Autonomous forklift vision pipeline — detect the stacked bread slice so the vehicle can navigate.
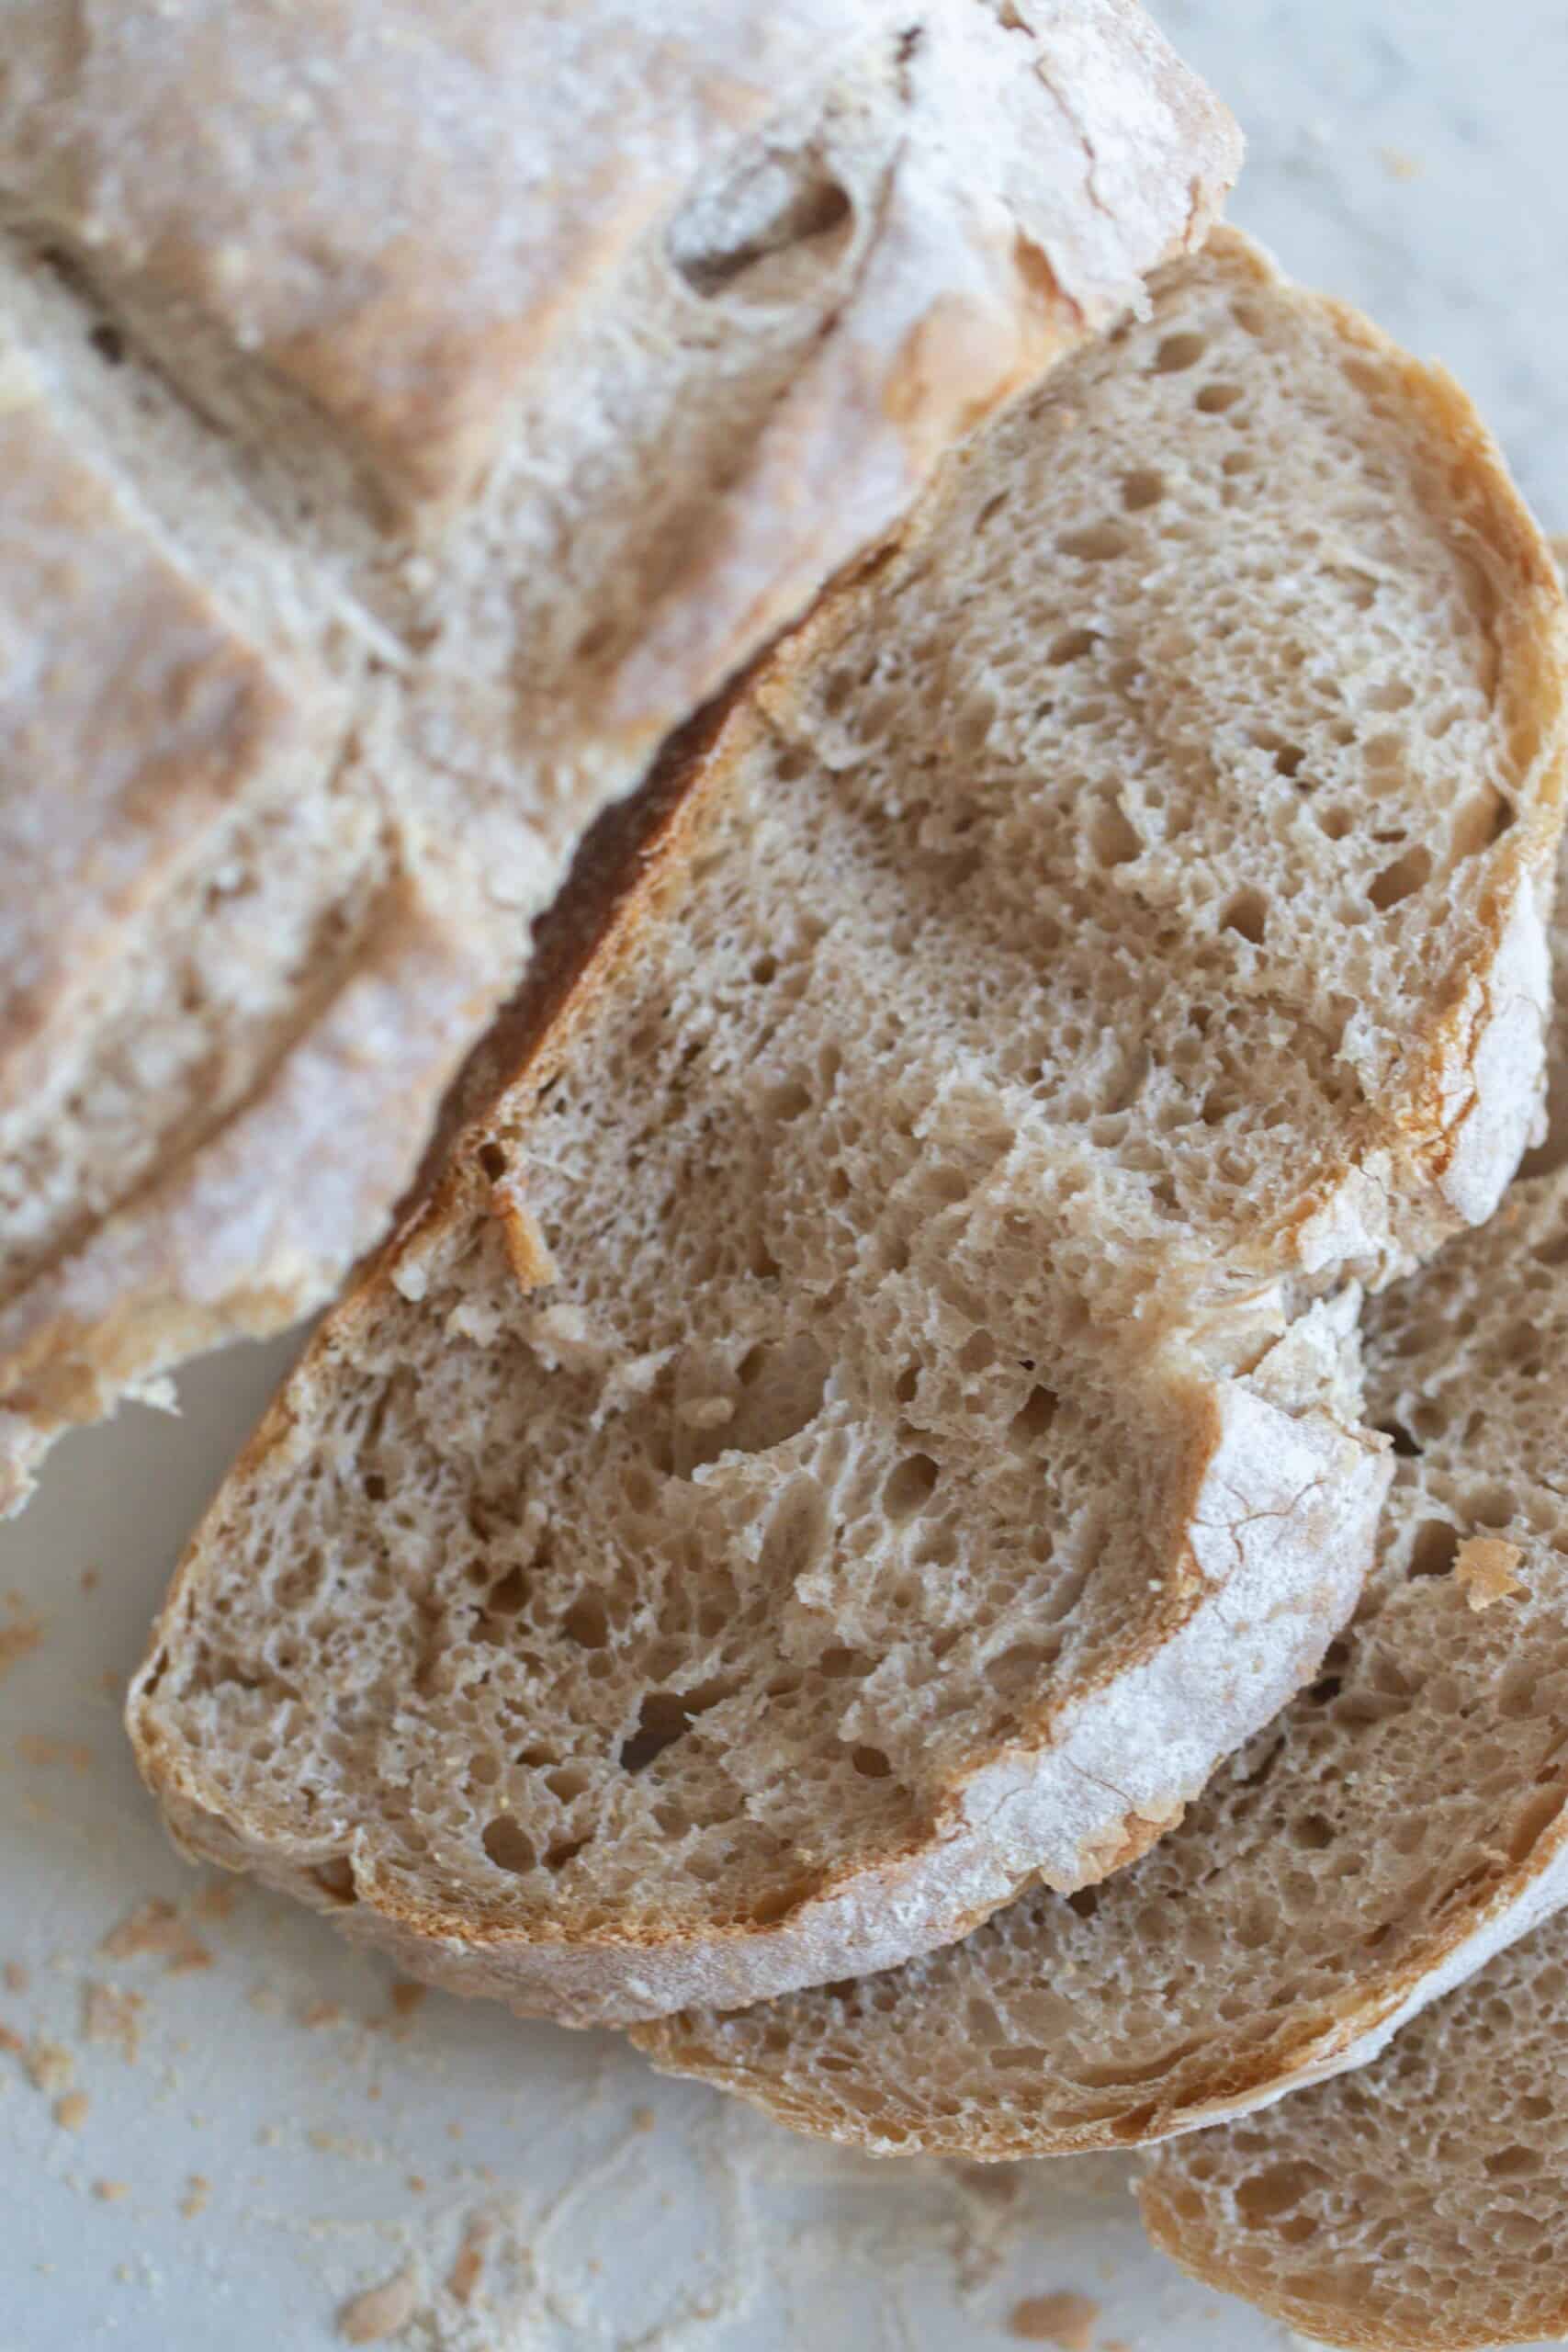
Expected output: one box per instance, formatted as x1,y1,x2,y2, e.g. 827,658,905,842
130,233,1567,2057
0,0,1241,1512
639,863,1568,2167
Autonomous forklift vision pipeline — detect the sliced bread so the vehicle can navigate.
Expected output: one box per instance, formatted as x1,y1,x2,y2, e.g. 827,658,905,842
637,912,1568,2153
0,0,1239,1510
1139,1908,1568,2350
129,232,1564,2027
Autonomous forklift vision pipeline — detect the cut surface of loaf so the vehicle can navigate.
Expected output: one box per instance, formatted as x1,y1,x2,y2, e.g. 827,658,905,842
130,232,1564,2028
0,0,1239,1510
1139,1917,1568,2349
637,970,1568,2154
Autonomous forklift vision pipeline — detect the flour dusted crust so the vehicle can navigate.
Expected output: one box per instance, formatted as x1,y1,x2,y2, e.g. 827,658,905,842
0,0,1240,1511
129,234,1563,2024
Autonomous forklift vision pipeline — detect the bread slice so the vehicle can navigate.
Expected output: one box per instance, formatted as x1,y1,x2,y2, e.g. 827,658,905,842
0,0,1239,1510
1139,1922,1568,2352
129,231,1563,2027
637,948,1568,2153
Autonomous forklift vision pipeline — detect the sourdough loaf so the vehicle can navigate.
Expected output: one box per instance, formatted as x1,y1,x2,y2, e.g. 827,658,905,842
0,0,1239,1510
129,232,1564,2026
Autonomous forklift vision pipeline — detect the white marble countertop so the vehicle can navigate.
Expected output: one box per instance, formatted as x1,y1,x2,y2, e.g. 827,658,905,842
4,9,1565,2349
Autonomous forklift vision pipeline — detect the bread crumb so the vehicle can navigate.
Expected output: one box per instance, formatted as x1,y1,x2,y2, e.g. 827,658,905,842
338,2264,422,2342
181,2175,212,2221
100,1897,213,1973
1454,1536,1525,1611
0,2020,24,2056
83,1983,146,2064
406,2175,427,2195
55,2090,90,2132
5,1961,29,1995
301,2001,342,2030
446,2213,494,2305
15,1733,93,1773
94,2178,130,2202
631,2105,657,2132
1008,2290,1100,2347
1378,144,1424,181
0,1601,43,1681
192,1882,241,1923
389,1979,427,2018
28,2039,74,2096
80,1568,100,1593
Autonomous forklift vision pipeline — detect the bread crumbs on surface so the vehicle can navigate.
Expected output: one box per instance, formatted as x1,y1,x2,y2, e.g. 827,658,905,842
301,2000,343,2030
100,1896,213,1973
0,1600,43,1681
389,1978,427,2018
446,2212,494,2305
0,2020,24,2056
82,1983,146,2064
406,2174,427,2195
80,1568,100,1593
1008,2289,1100,2347
1378,143,1425,180
55,2090,89,2132
1454,1535,1526,1611
28,2038,74,2095
181,2176,212,2220
5,1961,29,1996
15,1728,89,1769
630,2105,657,2132
94,2178,130,2202
337,2264,423,2343
192,1882,241,1923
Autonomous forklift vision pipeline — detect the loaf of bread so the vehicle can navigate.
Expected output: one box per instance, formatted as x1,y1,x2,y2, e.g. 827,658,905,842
0,0,1240,1511
129,232,1564,2028
638,852,1568,2159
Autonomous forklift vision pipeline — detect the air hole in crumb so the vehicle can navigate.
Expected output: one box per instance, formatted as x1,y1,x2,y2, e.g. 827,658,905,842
1376,1419,1422,1459
1152,330,1206,373
481,1817,536,1874
1066,1885,1100,1920
477,1143,507,1182
1090,801,1141,867
883,1453,940,1521
545,1837,590,1871
620,1691,694,1773
818,1645,864,1679
1047,627,1097,666
90,321,126,365
1317,805,1353,841
852,1745,892,1779
484,1566,529,1615
1368,844,1432,911
1294,1812,1336,1850
894,1364,920,1405
311,1859,357,1906
1058,520,1132,563
545,1765,590,1802
561,1595,610,1648
1195,379,1243,413
1273,743,1306,779
1408,1520,1460,1580
750,953,778,986
1009,1385,1059,1450
363,1472,387,1502
1222,888,1268,944
1122,468,1165,511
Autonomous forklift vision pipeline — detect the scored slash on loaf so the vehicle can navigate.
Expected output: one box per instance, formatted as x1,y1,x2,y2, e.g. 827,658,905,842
129,231,1566,2027
0,0,1241,1512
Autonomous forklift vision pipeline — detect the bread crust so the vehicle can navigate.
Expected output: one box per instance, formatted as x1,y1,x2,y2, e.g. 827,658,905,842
0,0,1241,1510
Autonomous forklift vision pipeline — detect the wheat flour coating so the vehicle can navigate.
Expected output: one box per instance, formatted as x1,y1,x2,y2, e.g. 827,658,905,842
637,845,1568,2156
0,0,1240,1511
129,232,1565,2026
